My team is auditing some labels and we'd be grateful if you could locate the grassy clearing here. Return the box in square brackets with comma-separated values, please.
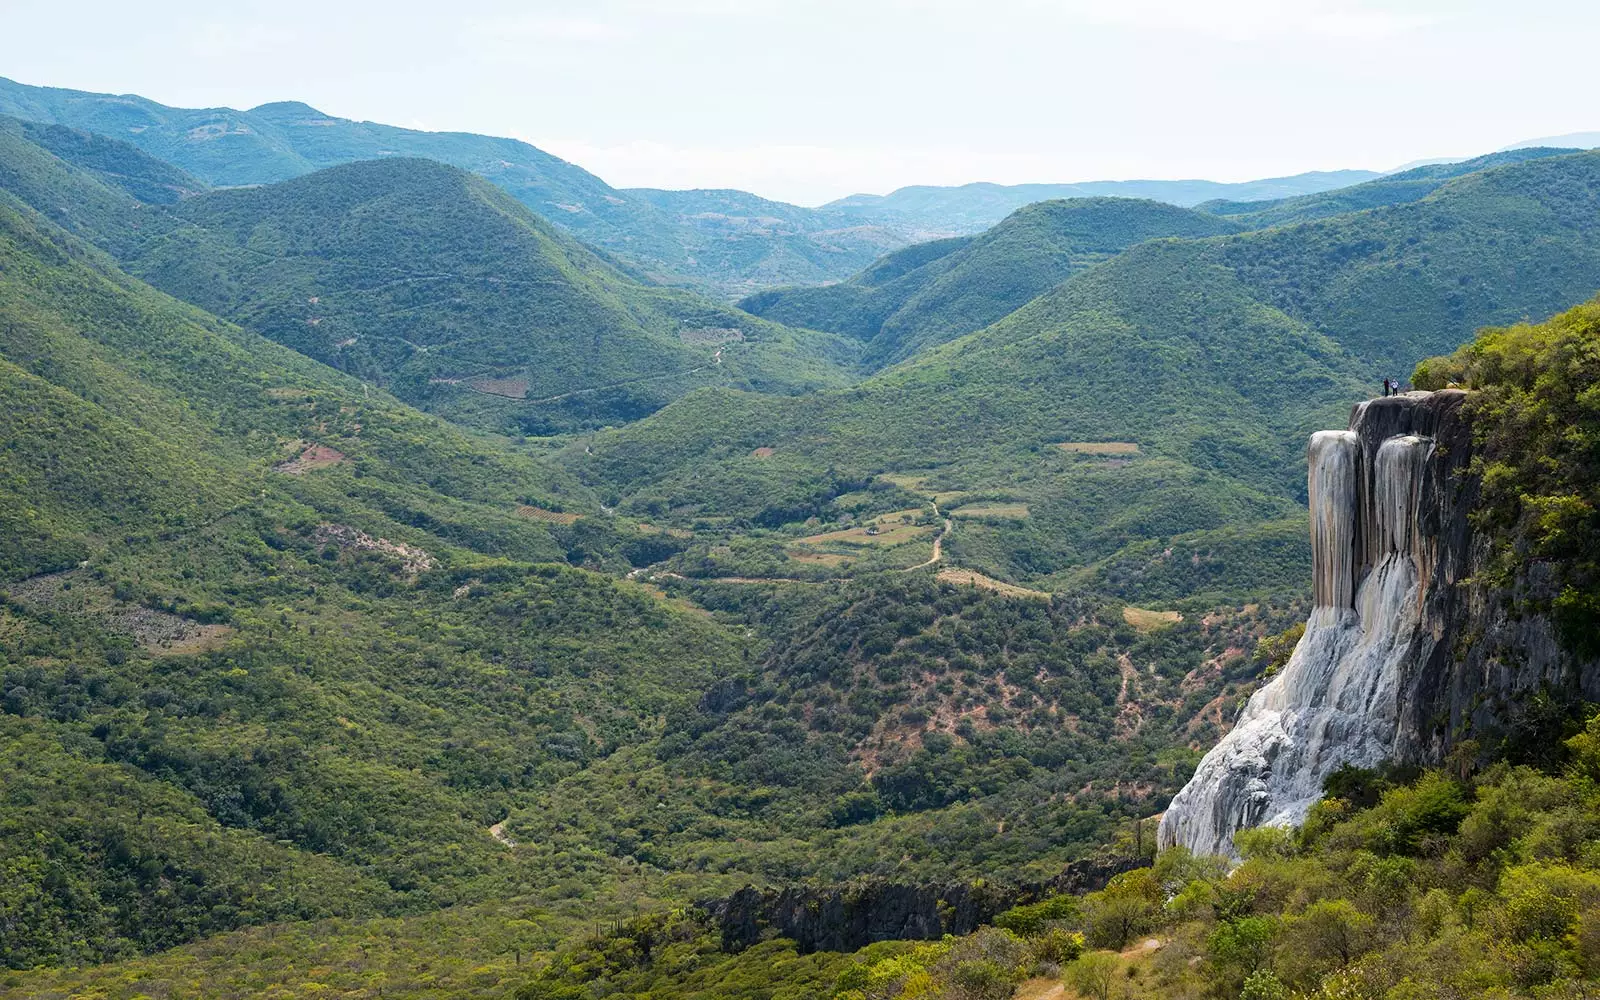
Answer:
[1056, 441, 1140, 455]
[798, 509, 932, 548]
[878, 472, 931, 491]
[935, 568, 1051, 600]
[951, 502, 1030, 519]
[1121, 606, 1183, 630]
[515, 505, 583, 525]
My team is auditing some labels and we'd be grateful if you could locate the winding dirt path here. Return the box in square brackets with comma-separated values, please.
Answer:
[902, 501, 953, 572]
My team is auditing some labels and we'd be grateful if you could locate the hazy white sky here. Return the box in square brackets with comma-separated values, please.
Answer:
[3, 0, 1597, 204]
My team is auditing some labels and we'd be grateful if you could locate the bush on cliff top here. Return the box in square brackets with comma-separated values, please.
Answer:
[1414, 294, 1600, 654]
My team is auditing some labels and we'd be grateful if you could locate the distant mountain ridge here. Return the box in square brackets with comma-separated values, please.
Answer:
[0, 77, 907, 296]
[0, 75, 1391, 296]
[822, 170, 1382, 231]
[582, 148, 1600, 589]
[0, 119, 862, 434]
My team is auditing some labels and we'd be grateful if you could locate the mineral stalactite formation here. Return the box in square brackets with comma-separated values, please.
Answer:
[1158, 389, 1529, 857]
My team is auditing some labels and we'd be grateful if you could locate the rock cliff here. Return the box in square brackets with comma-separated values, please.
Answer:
[1160, 390, 1599, 856]
[701, 854, 1138, 953]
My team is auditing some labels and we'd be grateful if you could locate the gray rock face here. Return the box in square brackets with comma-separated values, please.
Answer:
[1159, 391, 1597, 857]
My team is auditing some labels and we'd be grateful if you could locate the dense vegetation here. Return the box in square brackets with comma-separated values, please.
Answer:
[503, 576, 1304, 884]
[0, 187, 765, 965]
[821, 169, 1381, 231]
[1414, 295, 1600, 654]
[3, 74, 1599, 1000]
[581, 149, 1600, 598]
[1198, 147, 1574, 229]
[497, 710, 1600, 1000]
[0, 78, 911, 295]
[741, 198, 1242, 368]
[0, 125, 863, 432]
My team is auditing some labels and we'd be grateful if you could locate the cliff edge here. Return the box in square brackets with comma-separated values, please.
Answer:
[1160, 390, 1597, 856]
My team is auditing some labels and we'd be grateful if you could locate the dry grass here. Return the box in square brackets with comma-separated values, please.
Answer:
[1056, 441, 1141, 455]
[515, 505, 582, 525]
[750, 446, 776, 458]
[797, 509, 932, 548]
[936, 569, 1050, 600]
[1015, 979, 1066, 1000]
[952, 502, 1029, 519]
[1123, 606, 1183, 630]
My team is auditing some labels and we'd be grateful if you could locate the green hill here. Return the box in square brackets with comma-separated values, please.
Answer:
[1199, 146, 1578, 228]
[582, 149, 1600, 589]
[0, 185, 1274, 977]
[0, 187, 765, 964]
[822, 169, 1382, 231]
[741, 198, 1244, 368]
[0, 126, 862, 432]
[0, 78, 908, 295]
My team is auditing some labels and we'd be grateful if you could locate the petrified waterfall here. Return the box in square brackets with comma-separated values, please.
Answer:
[1159, 396, 1450, 857]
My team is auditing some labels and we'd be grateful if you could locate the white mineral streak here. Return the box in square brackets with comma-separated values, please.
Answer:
[1157, 429, 1436, 856]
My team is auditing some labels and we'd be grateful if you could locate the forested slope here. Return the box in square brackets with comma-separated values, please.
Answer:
[0, 189, 758, 966]
[0, 125, 863, 433]
[0, 78, 908, 294]
[741, 198, 1243, 368]
[581, 150, 1600, 590]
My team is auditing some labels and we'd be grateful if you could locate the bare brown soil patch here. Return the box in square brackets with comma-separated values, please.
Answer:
[312, 523, 437, 577]
[750, 446, 776, 458]
[274, 443, 347, 475]
[7, 571, 235, 655]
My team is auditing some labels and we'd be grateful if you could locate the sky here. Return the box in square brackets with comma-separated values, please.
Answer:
[2, 0, 1598, 205]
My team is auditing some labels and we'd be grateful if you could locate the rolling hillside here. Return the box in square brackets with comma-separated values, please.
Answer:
[580, 149, 1600, 587]
[0, 124, 863, 433]
[0, 178, 1288, 984]
[1199, 146, 1578, 228]
[823, 169, 1382, 231]
[0, 179, 777, 966]
[741, 198, 1244, 368]
[0, 77, 911, 295]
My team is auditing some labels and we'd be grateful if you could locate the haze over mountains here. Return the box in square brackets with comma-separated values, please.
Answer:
[2, 67, 1600, 1000]
[0, 75, 1418, 297]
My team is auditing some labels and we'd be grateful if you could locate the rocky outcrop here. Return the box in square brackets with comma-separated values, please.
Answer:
[1160, 390, 1599, 857]
[701, 854, 1138, 954]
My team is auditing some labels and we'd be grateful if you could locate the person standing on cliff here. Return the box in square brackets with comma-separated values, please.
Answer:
[1382, 378, 1392, 396]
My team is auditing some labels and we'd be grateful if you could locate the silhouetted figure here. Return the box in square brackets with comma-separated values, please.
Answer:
[1382, 378, 1392, 397]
